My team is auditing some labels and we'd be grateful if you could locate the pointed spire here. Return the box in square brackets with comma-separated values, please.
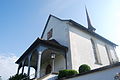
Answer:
[85, 6, 96, 32]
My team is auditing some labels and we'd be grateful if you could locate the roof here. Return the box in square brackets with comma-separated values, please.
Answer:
[69, 20, 118, 46]
[64, 62, 120, 79]
[16, 38, 68, 64]
[41, 15, 117, 46]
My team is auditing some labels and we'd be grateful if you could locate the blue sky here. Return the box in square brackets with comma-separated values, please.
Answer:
[0, 0, 120, 80]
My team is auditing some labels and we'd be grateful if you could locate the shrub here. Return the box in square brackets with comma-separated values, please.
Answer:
[8, 73, 29, 80]
[58, 69, 78, 79]
[79, 64, 91, 73]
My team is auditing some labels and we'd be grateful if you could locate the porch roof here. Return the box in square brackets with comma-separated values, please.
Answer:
[15, 37, 68, 64]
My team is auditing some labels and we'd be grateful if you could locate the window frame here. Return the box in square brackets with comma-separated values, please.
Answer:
[91, 38, 102, 65]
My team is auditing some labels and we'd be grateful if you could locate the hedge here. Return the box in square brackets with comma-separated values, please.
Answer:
[79, 64, 91, 73]
[8, 73, 29, 80]
[58, 69, 78, 79]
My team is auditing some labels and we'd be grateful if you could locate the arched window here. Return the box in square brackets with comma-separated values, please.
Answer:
[45, 64, 52, 75]
[91, 38, 101, 64]
[105, 45, 113, 64]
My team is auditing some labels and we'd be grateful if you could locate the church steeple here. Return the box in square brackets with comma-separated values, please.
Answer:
[85, 6, 96, 32]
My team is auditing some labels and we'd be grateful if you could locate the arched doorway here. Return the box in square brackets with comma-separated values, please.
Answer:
[45, 64, 52, 75]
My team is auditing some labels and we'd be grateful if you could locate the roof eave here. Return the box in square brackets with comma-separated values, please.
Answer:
[68, 20, 118, 46]
[15, 38, 68, 64]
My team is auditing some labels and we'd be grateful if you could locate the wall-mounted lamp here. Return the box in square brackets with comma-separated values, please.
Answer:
[51, 53, 55, 59]
[51, 53, 56, 72]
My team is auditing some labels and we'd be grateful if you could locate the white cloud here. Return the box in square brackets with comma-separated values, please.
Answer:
[0, 54, 18, 80]
[0, 53, 36, 80]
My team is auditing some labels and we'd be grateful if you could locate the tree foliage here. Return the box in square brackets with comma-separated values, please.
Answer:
[8, 73, 29, 80]
[58, 69, 78, 79]
[79, 64, 91, 73]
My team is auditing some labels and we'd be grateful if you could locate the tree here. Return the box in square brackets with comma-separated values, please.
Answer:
[0, 76, 2, 80]
[8, 73, 29, 80]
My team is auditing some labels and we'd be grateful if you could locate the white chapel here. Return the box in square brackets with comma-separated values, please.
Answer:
[15, 9, 120, 80]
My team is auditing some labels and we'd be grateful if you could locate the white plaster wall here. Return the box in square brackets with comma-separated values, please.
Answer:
[42, 16, 69, 47]
[40, 61, 50, 77]
[42, 16, 72, 69]
[41, 16, 118, 71]
[66, 66, 120, 80]
[69, 28, 94, 70]
[40, 55, 66, 77]
[96, 41, 110, 65]
[54, 55, 66, 72]
[69, 26, 118, 70]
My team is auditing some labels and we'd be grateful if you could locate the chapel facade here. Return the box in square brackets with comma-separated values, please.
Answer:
[15, 14, 119, 79]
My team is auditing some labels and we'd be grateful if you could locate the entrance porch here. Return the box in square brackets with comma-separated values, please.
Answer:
[15, 38, 68, 79]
